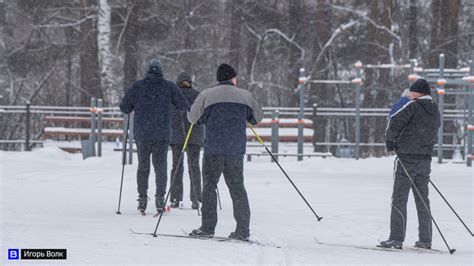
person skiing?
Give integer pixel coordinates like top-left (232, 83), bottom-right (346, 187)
top-left (380, 79), bottom-right (440, 249)
top-left (389, 89), bottom-right (410, 117)
top-left (119, 59), bottom-right (188, 215)
top-left (187, 63), bottom-right (263, 241)
top-left (169, 72), bottom-right (204, 210)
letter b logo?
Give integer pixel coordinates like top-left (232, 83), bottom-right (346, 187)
top-left (8, 249), bottom-right (20, 260)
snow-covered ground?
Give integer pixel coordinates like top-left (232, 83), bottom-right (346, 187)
top-left (1, 144), bottom-right (472, 265)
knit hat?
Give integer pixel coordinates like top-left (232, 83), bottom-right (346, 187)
top-left (216, 63), bottom-right (237, 82)
top-left (147, 58), bottom-right (162, 75)
top-left (176, 72), bottom-right (192, 87)
top-left (409, 79), bottom-right (431, 95)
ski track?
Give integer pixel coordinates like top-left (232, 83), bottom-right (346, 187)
top-left (1, 145), bottom-right (473, 265)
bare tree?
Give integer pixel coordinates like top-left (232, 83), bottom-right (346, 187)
top-left (98, 0), bottom-right (113, 102)
top-left (79, 0), bottom-right (102, 105)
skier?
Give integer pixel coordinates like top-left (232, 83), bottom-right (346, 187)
top-left (187, 63), bottom-right (263, 241)
top-left (389, 89), bottom-right (410, 117)
top-left (120, 59), bottom-right (188, 215)
top-left (380, 79), bottom-right (440, 249)
top-left (169, 72), bottom-right (204, 210)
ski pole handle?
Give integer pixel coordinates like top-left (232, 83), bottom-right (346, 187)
top-left (182, 124), bottom-right (194, 152)
top-left (248, 123), bottom-right (265, 145)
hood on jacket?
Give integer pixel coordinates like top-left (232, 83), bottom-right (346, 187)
top-left (416, 95), bottom-right (438, 115)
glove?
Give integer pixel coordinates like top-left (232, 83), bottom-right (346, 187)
top-left (386, 140), bottom-right (396, 152)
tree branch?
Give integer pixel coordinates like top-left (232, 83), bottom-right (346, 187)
top-left (309, 19), bottom-right (360, 76)
top-left (329, 4), bottom-right (401, 43)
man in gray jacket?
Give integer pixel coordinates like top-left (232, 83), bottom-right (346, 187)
top-left (380, 79), bottom-right (441, 249)
top-left (187, 63), bottom-right (263, 241)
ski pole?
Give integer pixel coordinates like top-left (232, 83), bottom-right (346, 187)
top-left (153, 124), bottom-right (194, 237)
top-left (216, 187), bottom-right (222, 210)
top-left (191, 175), bottom-right (201, 216)
top-left (429, 179), bottom-right (473, 236)
top-left (248, 123), bottom-right (323, 221)
top-left (116, 114), bottom-right (130, 215)
top-left (396, 157), bottom-right (456, 254)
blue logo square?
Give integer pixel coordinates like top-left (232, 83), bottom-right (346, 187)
top-left (8, 249), bottom-right (20, 260)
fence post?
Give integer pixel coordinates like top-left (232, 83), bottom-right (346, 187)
top-left (467, 60), bottom-right (474, 167)
top-left (312, 103), bottom-right (318, 152)
top-left (297, 68), bottom-right (306, 161)
top-left (354, 61), bottom-right (363, 160)
top-left (90, 97), bottom-right (97, 156)
top-left (271, 110), bottom-right (279, 162)
top-left (437, 54), bottom-right (445, 164)
top-left (25, 101), bottom-right (31, 151)
top-left (128, 112), bottom-right (134, 165)
top-left (97, 98), bottom-right (103, 157)
top-left (122, 113), bottom-right (129, 165)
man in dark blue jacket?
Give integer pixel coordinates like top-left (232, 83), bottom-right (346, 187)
top-left (187, 63), bottom-right (263, 241)
top-left (120, 59), bottom-right (188, 215)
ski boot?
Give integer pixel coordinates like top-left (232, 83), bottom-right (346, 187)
top-left (155, 195), bottom-right (165, 215)
top-left (170, 199), bottom-right (180, 208)
top-left (377, 239), bottom-right (403, 249)
top-left (191, 201), bottom-right (200, 210)
top-left (228, 232), bottom-right (249, 241)
top-left (137, 195), bottom-right (148, 215)
top-left (189, 227), bottom-right (214, 238)
top-left (414, 241), bottom-right (431, 249)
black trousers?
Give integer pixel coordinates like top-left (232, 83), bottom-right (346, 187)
top-left (389, 155), bottom-right (432, 243)
top-left (170, 144), bottom-right (202, 203)
top-left (136, 141), bottom-right (169, 198)
top-left (201, 153), bottom-right (250, 237)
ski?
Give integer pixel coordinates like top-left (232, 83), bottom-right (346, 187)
top-left (129, 228), bottom-right (280, 248)
top-left (314, 239), bottom-right (446, 254)
top-left (138, 209), bottom-right (146, 216)
top-left (129, 228), bottom-right (154, 236)
top-left (180, 229), bottom-right (278, 248)
top-left (178, 207), bottom-right (199, 211)
top-left (129, 228), bottom-right (192, 238)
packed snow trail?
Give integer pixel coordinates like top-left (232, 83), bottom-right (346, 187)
top-left (1, 145), bottom-right (472, 265)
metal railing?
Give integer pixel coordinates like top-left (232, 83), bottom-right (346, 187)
top-left (0, 103), bottom-right (471, 162)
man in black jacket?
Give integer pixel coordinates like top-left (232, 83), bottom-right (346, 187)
top-left (120, 59), bottom-right (188, 215)
top-left (170, 72), bottom-right (204, 210)
top-left (380, 79), bottom-right (441, 249)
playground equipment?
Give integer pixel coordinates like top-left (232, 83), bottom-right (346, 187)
top-left (408, 54), bottom-right (473, 166)
top-left (298, 54), bottom-right (472, 165)
top-left (298, 63), bottom-right (363, 159)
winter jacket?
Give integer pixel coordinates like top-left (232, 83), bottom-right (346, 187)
top-left (187, 81), bottom-right (264, 156)
top-left (389, 96), bottom-right (410, 117)
top-left (385, 95), bottom-right (441, 155)
top-left (119, 69), bottom-right (188, 143)
top-left (170, 86), bottom-right (204, 146)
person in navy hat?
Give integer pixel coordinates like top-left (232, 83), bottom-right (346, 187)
top-left (380, 79), bottom-right (440, 249)
top-left (120, 59), bottom-right (188, 215)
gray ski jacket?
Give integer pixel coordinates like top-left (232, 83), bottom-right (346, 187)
top-left (187, 82), bottom-right (263, 156)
